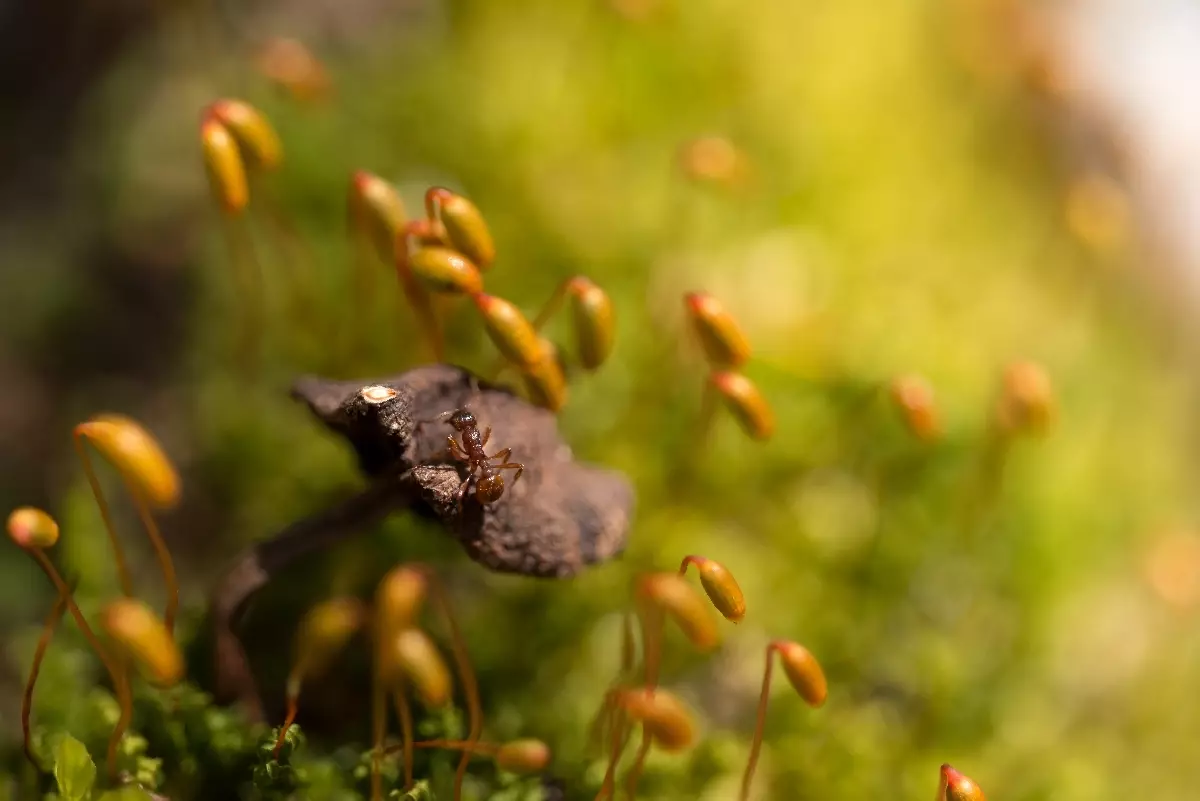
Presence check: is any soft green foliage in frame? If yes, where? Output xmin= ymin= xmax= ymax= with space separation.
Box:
xmin=52 ymin=735 xmax=95 ymax=801
xmin=3 ymin=0 xmax=1200 ymax=800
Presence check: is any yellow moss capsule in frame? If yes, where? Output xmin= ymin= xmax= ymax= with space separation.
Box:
xmin=941 ymin=765 xmax=987 ymax=801
xmin=75 ymin=415 xmax=181 ymax=508
xmin=711 ymin=372 xmax=775 ymax=441
xmin=774 ymin=640 xmax=827 ymax=708
xmin=680 ymin=555 xmax=745 ymax=623
xmin=614 ymin=688 xmax=696 ymax=752
xmin=350 ymin=171 xmax=407 ymax=264
xmin=684 ymin=292 xmax=750 ymax=369
xmin=475 ymin=294 xmax=542 ymax=369
xmin=6 ymin=507 xmax=60 ymax=549
xmin=567 ymin=277 xmax=615 ymax=370
xmin=200 ymin=119 xmax=249 ymax=216
xmin=428 ymin=188 xmax=495 ymax=270
xmin=292 ymin=598 xmax=366 ymax=687
xmin=375 ymin=565 xmax=428 ymax=635
xmin=638 ymin=573 xmax=718 ymax=651
xmin=384 ymin=628 xmax=453 ymax=708
xmin=521 ymin=339 xmax=568 ymax=413
xmin=889 ymin=374 xmax=941 ymax=441
xmin=996 ymin=360 xmax=1055 ymax=435
xmin=100 ymin=599 xmax=184 ymax=687
xmin=255 ymin=37 xmax=332 ymax=104
xmin=494 ymin=739 xmax=551 ymax=774
xmin=409 ymin=247 xmax=484 ymax=296
xmin=678 ymin=135 xmax=748 ymax=188
xmin=209 ymin=99 xmax=282 ymax=171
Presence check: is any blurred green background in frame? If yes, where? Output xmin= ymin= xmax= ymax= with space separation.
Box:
xmin=4 ymin=0 xmax=1200 ymax=798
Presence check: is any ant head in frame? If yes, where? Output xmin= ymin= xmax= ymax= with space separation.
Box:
xmin=475 ymin=474 xmax=505 ymax=503
xmin=447 ymin=409 xmax=476 ymax=430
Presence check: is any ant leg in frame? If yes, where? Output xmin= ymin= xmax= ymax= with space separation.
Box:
xmin=455 ymin=464 xmax=478 ymax=512
xmin=487 ymin=447 xmax=512 ymax=463
xmin=495 ymin=462 xmax=524 ymax=486
xmin=480 ymin=427 xmax=491 ymax=448
xmin=448 ymin=436 xmax=469 ymax=461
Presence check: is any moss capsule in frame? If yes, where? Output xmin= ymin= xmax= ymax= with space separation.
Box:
xmin=679 ymin=555 xmax=745 ymax=623
xmin=7 ymin=507 xmax=60 ymax=550
xmin=711 ymin=372 xmax=775 ymax=441
xmin=475 ymin=294 xmax=542 ymax=369
xmin=350 ymin=171 xmax=407 ymax=264
xmin=889 ymin=374 xmax=941 ymax=441
xmin=521 ymin=339 xmax=568 ymax=412
xmin=208 ymin=99 xmax=282 ymax=170
xmin=996 ymin=360 xmax=1055 ymax=435
xmin=100 ymin=598 xmax=184 ymax=687
xmin=567 ymin=277 xmax=615 ymax=370
xmin=409 ymin=247 xmax=484 ymax=296
xmin=200 ymin=119 xmax=249 ymax=216
xmin=614 ymin=688 xmax=696 ymax=752
xmin=941 ymin=765 xmax=987 ymax=801
xmin=375 ymin=565 xmax=428 ymax=635
xmin=638 ymin=573 xmax=719 ymax=651
xmin=74 ymin=415 xmax=180 ymax=508
xmin=775 ymin=640 xmax=827 ymax=707
xmin=427 ymin=188 xmax=495 ymax=270
xmin=385 ymin=628 xmax=453 ymax=708
xmin=684 ymin=292 xmax=750 ymax=369
xmin=494 ymin=739 xmax=551 ymax=774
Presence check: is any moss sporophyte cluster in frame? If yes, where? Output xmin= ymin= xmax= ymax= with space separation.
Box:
xmin=1 ymin=95 xmax=1065 ymax=800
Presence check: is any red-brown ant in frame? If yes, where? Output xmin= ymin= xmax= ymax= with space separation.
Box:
xmin=428 ymin=408 xmax=524 ymax=508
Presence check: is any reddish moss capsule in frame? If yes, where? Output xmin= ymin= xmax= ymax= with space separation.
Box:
xmin=521 ymin=339 xmax=568 ymax=412
xmin=255 ymin=38 xmax=332 ymax=104
xmin=638 ymin=573 xmax=719 ymax=651
xmin=350 ymin=171 xmax=407 ymax=264
xmin=6 ymin=507 xmax=60 ymax=550
xmin=408 ymin=247 xmax=484 ymax=296
xmin=208 ymin=99 xmax=282 ymax=170
xmin=996 ymin=361 xmax=1055 ymax=435
xmin=614 ymin=688 xmax=696 ymax=752
xmin=941 ymin=765 xmax=987 ymax=801
xmin=684 ymin=292 xmax=750 ymax=369
xmin=475 ymin=294 xmax=542 ymax=369
xmin=680 ymin=555 xmax=745 ymax=623
xmin=567 ymin=277 xmax=615 ymax=370
xmin=200 ymin=119 xmax=249 ymax=216
xmin=774 ymin=640 xmax=827 ymax=708
xmin=75 ymin=415 xmax=181 ymax=508
xmin=100 ymin=599 xmax=185 ymax=687
xmin=494 ymin=739 xmax=551 ymax=774
xmin=889 ymin=374 xmax=941 ymax=441
xmin=427 ymin=188 xmax=495 ymax=270
xmin=710 ymin=372 xmax=775 ymax=441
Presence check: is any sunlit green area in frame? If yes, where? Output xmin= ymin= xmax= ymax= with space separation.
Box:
xmin=4 ymin=1 xmax=1200 ymax=799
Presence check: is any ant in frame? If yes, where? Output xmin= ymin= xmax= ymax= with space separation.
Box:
xmin=426 ymin=408 xmax=524 ymax=509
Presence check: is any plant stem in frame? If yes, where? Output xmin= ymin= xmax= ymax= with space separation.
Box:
xmin=427 ymin=581 xmax=481 ymax=801
xmin=22 ymin=591 xmax=68 ymax=767
xmin=393 ymin=688 xmax=415 ymax=790
xmin=27 ymin=548 xmax=127 ymax=781
xmin=126 ymin=483 xmax=179 ymax=635
xmin=740 ymin=644 xmax=777 ymax=801
xmin=73 ymin=433 xmax=133 ymax=597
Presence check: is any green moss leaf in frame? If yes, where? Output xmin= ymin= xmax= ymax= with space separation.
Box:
xmin=52 ymin=734 xmax=96 ymax=801
xmin=95 ymin=789 xmax=153 ymax=801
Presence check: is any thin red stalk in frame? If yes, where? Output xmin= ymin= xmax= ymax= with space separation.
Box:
xmin=73 ymin=434 xmax=133 ymax=597
xmin=740 ymin=644 xmax=778 ymax=801
xmin=27 ymin=548 xmax=127 ymax=782
xmin=622 ymin=729 xmax=653 ymax=801
xmin=393 ymin=688 xmax=415 ymax=791
xmin=427 ymin=579 xmax=481 ymax=801
xmin=22 ymin=591 xmax=69 ymax=767
xmin=125 ymin=483 xmax=178 ymax=635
